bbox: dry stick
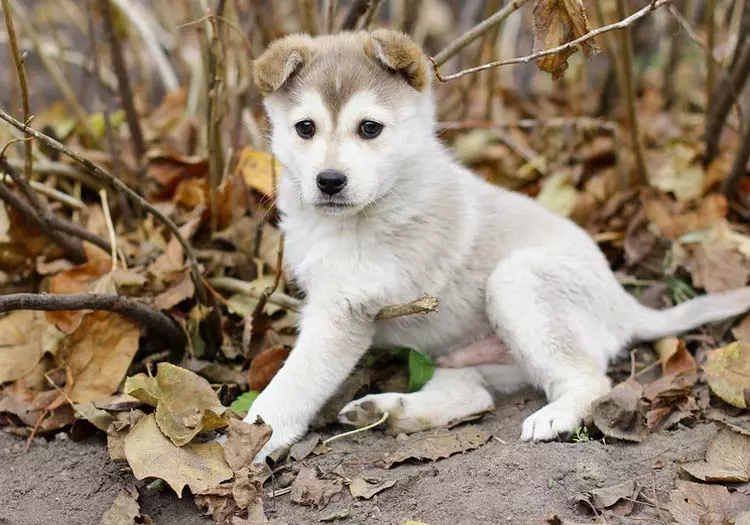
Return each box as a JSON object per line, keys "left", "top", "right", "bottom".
{"left": 0, "top": 293, "right": 186, "bottom": 349}
{"left": 0, "top": 158, "right": 112, "bottom": 256}
{"left": 0, "top": 109, "right": 209, "bottom": 305}
{"left": 1, "top": 0, "right": 32, "bottom": 183}
{"left": 704, "top": 38, "right": 750, "bottom": 164}
{"left": 614, "top": 0, "right": 647, "bottom": 185}
{"left": 433, "top": 0, "right": 530, "bottom": 67}
{"left": 2, "top": 177, "right": 85, "bottom": 210}
{"left": 723, "top": 112, "right": 750, "bottom": 200}
{"left": 324, "top": 0, "right": 337, "bottom": 33}
{"left": 375, "top": 294, "right": 439, "bottom": 321}
{"left": 705, "top": 0, "right": 717, "bottom": 107}
{"left": 362, "top": 0, "right": 382, "bottom": 28}
{"left": 207, "top": 1, "right": 227, "bottom": 233}
{"left": 98, "top": 0, "right": 147, "bottom": 176}
{"left": 431, "top": 0, "right": 672, "bottom": 82}
{"left": 340, "top": 0, "right": 369, "bottom": 30}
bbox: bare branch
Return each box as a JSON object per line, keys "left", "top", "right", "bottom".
{"left": 375, "top": 294, "right": 440, "bottom": 321}
{"left": 340, "top": 0, "right": 369, "bottom": 30}
{"left": 723, "top": 114, "right": 750, "bottom": 200}
{"left": 324, "top": 0, "right": 337, "bottom": 33}
{"left": 0, "top": 293, "right": 186, "bottom": 350}
{"left": 433, "top": 0, "right": 530, "bottom": 67}
{"left": 431, "top": 0, "right": 672, "bottom": 82}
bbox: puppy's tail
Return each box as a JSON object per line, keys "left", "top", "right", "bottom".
{"left": 631, "top": 287, "right": 750, "bottom": 342}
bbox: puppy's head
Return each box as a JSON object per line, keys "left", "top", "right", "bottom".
{"left": 253, "top": 30, "right": 434, "bottom": 215}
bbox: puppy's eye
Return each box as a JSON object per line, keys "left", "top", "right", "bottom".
{"left": 358, "top": 120, "right": 383, "bottom": 139}
{"left": 295, "top": 120, "right": 316, "bottom": 139}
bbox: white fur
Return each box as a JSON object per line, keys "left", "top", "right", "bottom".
{"left": 244, "top": 60, "right": 750, "bottom": 461}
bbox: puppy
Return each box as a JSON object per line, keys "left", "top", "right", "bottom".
{"left": 244, "top": 29, "right": 750, "bottom": 461}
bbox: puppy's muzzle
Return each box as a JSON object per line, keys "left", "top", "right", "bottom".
{"left": 316, "top": 169, "right": 347, "bottom": 196}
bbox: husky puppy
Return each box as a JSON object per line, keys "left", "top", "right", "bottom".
{"left": 244, "top": 29, "right": 750, "bottom": 460}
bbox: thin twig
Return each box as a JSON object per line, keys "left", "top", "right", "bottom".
{"left": 0, "top": 109, "right": 208, "bottom": 305}
{"left": 322, "top": 411, "right": 390, "bottom": 445}
{"left": 431, "top": 0, "right": 672, "bottom": 82}
{"left": 324, "top": 0, "right": 337, "bottom": 33}
{"left": 209, "top": 276, "right": 302, "bottom": 311}
{"left": 705, "top": 0, "right": 717, "bottom": 109}
{"left": 99, "top": 189, "right": 118, "bottom": 268}
{"left": 0, "top": 158, "right": 112, "bottom": 256}
{"left": 299, "top": 0, "right": 319, "bottom": 35}
{"left": 1, "top": 0, "right": 32, "bottom": 183}
{"left": 0, "top": 293, "right": 186, "bottom": 349}
{"left": 98, "top": 0, "right": 147, "bottom": 175}
{"left": 340, "top": 0, "right": 369, "bottom": 30}
{"left": 614, "top": 0, "right": 647, "bottom": 185}
{"left": 375, "top": 294, "right": 439, "bottom": 320}
{"left": 2, "top": 177, "right": 86, "bottom": 210}
{"left": 362, "top": 0, "right": 382, "bottom": 28}
{"left": 434, "top": 0, "right": 530, "bottom": 67}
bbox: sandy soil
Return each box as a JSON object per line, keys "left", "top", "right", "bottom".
{"left": 0, "top": 390, "right": 718, "bottom": 525}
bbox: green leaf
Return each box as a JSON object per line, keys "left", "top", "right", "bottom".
{"left": 407, "top": 350, "right": 434, "bottom": 392}
{"left": 230, "top": 391, "right": 260, "bottom": 416}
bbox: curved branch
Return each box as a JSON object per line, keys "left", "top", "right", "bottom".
{"left": 0, "top": 293, "right": 186, "bottom": 350}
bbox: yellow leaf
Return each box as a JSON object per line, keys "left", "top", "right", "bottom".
{"left": 123, "top": 414, "right": 233, "bottom": 497}
{"left": 704, "top": 342, "right": 750, "bottom": 408}
{"left": 124, "top": 373, "right": 160, "bottom": 407}
{"left": 0, "top": 310, "right": 64, "bottom": 384}
{"left": 235, "top": 147, "right": 282, "bottom": 197}
{"left": 537, "top": 172, "right": 578, "bottom": 217}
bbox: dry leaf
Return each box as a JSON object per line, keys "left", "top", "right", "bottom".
{"left": 643, "top": 373, "right": 698, "bottom": 431}
{"left": 107, "top": 409, "right": 146, "bottom": 461}
{"left": 704, "top": 342, "right": 750, "bottom": 408}
{"left": 153, "top": 363, "right": 228, "bottom": 446}
{"left": 348, "top": 476, "right": 396, "bottom": 500}
{"left": 645, "top": 194, "right": 727, "bottom": 240}
{"left": 536, "top": 172, "right": 578, "bottom": 217}
{"left": 647, "top": 142, "right": 705, "bottom": 202}
{"left": 654, "top": 337, "right": 697, "bottom": 376}
{"left": 584, "top": 479, "right": 640, "bottom": 516}
{"left": 248, "top": 345, "right": 292, "bottom": 392}
{"left": 124, "top": 374, "right": 160, "bottom": 407}
{"left": 45, "top": 258, "right": 113, "bottom": 333}
{"left": 531, "top": 0, "right": 600, "bottom": 78}
{"left": 288, "top": 433, "right": 321, "bottom": 462}
{"left": 100, "top": 487, "right": 141, "bottom": 525}
{"left": 732, "top": 314, "right": 750, "bottom": 343}
{"left": 59, "top": 311, "right": 140, "bottom": 403}
{"left": 290, "top": 466, "right": 344, "bottom": 509}
{"left": 667, "top": 480, "right": 750, "bottom": 525}
{"left": 590, "top": 379, "right": 649, "bottom": 442}
{"left": 681, "top": 427, "right": 750, "bottom": 482}
{"left": 0, "top": 310, "right": 64, "bottom": 384}
{"left": 123, "top": 414, "right": 233, "bottom": 497}
{"left": 223, "top": 418, "right": 273, "bottom": 471}
{"left": 153, "top": 269, "right": 195, "bottom": 310}
{"left": 382, "top": 425, "right": 491, "bottom": 468}
{"left": 235, "top": 147, "right": 281, "bottom": 197}
{"left": 73, "top": 401, "right": 115, "bottom": 431}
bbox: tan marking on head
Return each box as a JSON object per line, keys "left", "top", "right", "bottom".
{"left": 252, "top": 34, "right": 316, "bottom": 95}
{"left": 366, "top": 29, "right": 427, "bottom": 92}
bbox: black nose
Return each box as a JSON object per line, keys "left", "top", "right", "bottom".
{"left": 316, "top": 170, "right": 347, "bottom": 196}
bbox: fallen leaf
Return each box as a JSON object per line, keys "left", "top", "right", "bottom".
{"left": 667, "top": 480, "right": 750, "bottom": 525}
{"left": 681, "top": 427, "right": 750, "bottom": 482}
{"left": 321, "top": 510, "right": 351, "bottom": 522}
{"left": 704, "top": 342, "right": 750, "bottom": 408}
{"left": 645, "top": 194, "right": 727, "bottom": 240}
{"left": 235, "top": 147, "right": 281, "bottom": 197}
{"left": 230, "top": 391, "right": 260, "bottom": 417}
{"left": 153, "top": 269, "right": 195, "bottom": 310}
{"left": 685, "top": 244, "right": 750, "bottom": 293}
{"left": 647, "top": 142, "right": 705, "bottom": 202}
{"left": 223, "top": 418, "right": 273, "bottom": 472}
{"left": 536, "top": 172, "right": 578, "bottom": 217}
{"left": 348, "top": 476, "right": 396, "bottom": 500}
{"left": 59, "top": 311, "right": 140, "bottom": 403}
{"left": 73, "top": 401, "right": 114, "bottom": 431}
{"left": 585, "top": 479, "right": 640, "bottom": 516}
{"left": 732, "top": 314, "right": 750, "bottom": 343}
{"left": 408, "top": 349, "right": 434, "bottom": 392}
{"left": 123, "top": 414, "right": 233, "bottom": 497}
{"left": 45, "top": 258, "right": 113, "bottom": 333}
{"left": 383, "top": 425, "right": 491, "bottom": 468}
{"left": 290, "top": 466, "right": 344, "bottom": 509}
{"left": 153, "top": 363, "right": 229, "bottom": 446}
{"left": 288, "top": 433, "right": 321, "bottom": 462}
{"left": 590, "top": 379, "right": 649, "bottom": 442}
{"left": 248, "top": 346, "right": 292, "bottom": 392}
{"left": 0, "top": 310, "right": 64, "bottom": 384}
{"left": 100, "top": 487, "right": 141, "bottom": 525}
{"left": 643, "top": 373, "right": 698, "bottom": 431}
{"left": 124, "top": 374, "right": 160, "bottom": 407}
{"left": 654, "top": 337, "right": 698, "bottom": 376}
{"left": 107, "top": 409, "right": 146, "bottom": 461}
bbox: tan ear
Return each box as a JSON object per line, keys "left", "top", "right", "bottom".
{"left": 253, "top": 34, "right": 315, "bottom": 96}
{"left": 367, "top": 29, "right": 428, "bottom": 91}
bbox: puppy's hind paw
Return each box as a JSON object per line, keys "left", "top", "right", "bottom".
{"left": 338, "top": 393, "right": 405, "bottom": 429}
{"left": 520, "top": 400, "right": 582, "bottom": 442}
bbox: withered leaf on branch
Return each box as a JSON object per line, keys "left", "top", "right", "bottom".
{"left": 532, "top": 0, "right": 600, "bottom": 79}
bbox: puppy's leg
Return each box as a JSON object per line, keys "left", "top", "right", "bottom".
{"left": 244, "top": 302, "right": 374, "bottom": 460}
{"left": 338, "top": 367, "right": 494, "bottom": 434}
{"left": 486, "top": 251, "right": 614, "bottom": 441}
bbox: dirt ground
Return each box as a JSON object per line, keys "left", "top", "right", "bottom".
{"left": 0, "top": 389, "right": 720, "bottom": 525}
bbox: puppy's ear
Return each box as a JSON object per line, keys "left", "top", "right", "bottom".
{"left": 366, "top": 29, "right": 428, "bottom": 91}
{"left": 253, "top": 35, "right": 315, "bottom": 95}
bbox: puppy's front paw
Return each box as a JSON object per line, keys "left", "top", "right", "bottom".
{"left": 520, "top": 399, "right": 582, "bottom": 442}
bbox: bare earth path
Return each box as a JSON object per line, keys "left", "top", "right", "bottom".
{"left": 0, "top": 391, "right": 716, "bottom": 525}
